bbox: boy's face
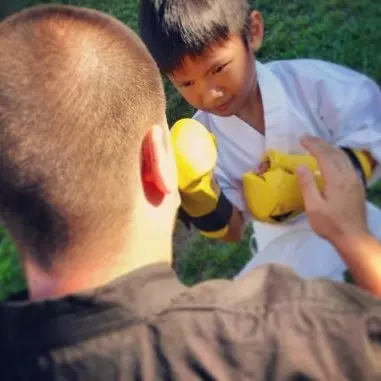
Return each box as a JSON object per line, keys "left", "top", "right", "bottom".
{"left": 168, "top": 34, "right": 257, "bottom": 117}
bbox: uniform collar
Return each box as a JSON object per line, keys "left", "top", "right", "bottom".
{"left": 255, "top": 61, "right": 293, "bottom": 152}
{"left": 208, "top": 60, "right": 293, "bottom": 151}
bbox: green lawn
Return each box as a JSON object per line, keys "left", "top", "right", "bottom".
{"left": 1, "top": 0, "right": 381, "bottom": 299}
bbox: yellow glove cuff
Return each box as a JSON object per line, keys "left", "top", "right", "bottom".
{"left": 200, "top": 225, "right": 229, "bottom": 239}
{"left": 180, "top": 175, "right": 220, "bottom": 217}
{"left": 180, "top": 190, "right": 233, "bottom": 238}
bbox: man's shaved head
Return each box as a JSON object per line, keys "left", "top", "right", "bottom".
{"left": 0, "top": 5, "right": 165, "bottom": 269}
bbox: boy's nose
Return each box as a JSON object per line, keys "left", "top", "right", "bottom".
{"left": 201, "top": 86, "right": 224, "bottom": 109}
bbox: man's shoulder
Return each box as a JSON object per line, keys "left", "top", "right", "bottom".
{"left": 166, "top": 264, "right": 381, "bottom": 319}
{"left": 148, "top": 264, "right": 381, "bottom": 380}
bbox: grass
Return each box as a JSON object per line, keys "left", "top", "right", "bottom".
{"left": 1, "top": 0, "right": 381, "bottom": 298}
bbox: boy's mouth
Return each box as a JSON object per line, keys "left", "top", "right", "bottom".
{"left": 213, "top": 98, "right": 233, "bottom": 113}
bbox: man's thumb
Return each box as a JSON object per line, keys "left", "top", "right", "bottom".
{"left": 296, "top": 165, "right": 323, "bottom": 209}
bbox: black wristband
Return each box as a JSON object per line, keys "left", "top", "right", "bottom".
{"left": 340, "top": 147, "right": 367, "bottom": 187}
{"left": 181, "top": 191, "right": 233, "bottom": 233}
{"left": 177, "top": 207, "right": 192, "bottom": 229}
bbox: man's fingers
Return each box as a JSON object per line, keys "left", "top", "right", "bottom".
{"left": 300, "top": 135, "right": 353, "bottom": 176}
{"left": 299, "top": 135, "right": 319, "bottom": 149}
{"left": 300, "top": 136, "right": 337, "bottom": 162}
{"left": 296, "top": 165, "right": 324, "bottom": 211}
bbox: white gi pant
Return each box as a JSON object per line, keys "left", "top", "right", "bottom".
{"left": 236, "top": 202, "right": 381, "bottom": 281}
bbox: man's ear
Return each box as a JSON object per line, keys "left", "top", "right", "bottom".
{"left": 141, "top": 124, "right": 177, "bottom": 201}
{"left": 247, "top": 10, "right": 264, "bottom": 52}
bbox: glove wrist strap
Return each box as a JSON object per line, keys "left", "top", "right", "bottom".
{"left": 182, "top": 191, "right": 233, "bottom": 233}
{"left": 340, "top": 147, "right": 368, "bottom": 187}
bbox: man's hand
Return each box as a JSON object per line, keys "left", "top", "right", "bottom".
{"left": 296, "top": 136, "right": 370, "bottom": 246}
{"left": 297, "top": 136, "right": 381, "bottom": 295}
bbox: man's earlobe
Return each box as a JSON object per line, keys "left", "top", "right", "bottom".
{"left": 247, "top": 10, "right": 264, "bottom": 52}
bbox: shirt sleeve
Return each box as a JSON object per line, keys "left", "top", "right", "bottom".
{"left": 317, "top": 65, "right": 381, "bottom": 185}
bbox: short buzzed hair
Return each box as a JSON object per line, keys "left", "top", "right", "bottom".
{"left": 0, "top": 5, "right": 165, "bottom": 269}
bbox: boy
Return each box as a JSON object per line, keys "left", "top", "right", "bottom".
{"left": 139, "top": 0, "right": 381, "bottom": 281}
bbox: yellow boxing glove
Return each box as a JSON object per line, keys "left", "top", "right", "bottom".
{"left": 242, "top": 147, "right": 373, "bottom": 224}
{"left": 170, "top": 118, "right": 233, "bottom": 239}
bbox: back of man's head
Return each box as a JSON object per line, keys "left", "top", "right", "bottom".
{"left": 0, "top": 5, "right": 165, "bottom": 271}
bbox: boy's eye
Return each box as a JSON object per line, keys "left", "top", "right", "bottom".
{"left": 179, "top": 80, "right": 194, "bottom": 88}
{"left": 212, "top": 64, "right": 228, "bottom": 75}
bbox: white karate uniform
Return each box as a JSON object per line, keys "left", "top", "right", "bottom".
{"left": 193, "top": 59, "right": 381, "bottom": 281}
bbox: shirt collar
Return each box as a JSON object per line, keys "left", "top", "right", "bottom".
{"left": 1, "top": 263, "right": 184, "bottom": 352}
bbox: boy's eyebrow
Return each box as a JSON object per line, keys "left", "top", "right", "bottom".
{"left": 169, "top": 73, "right": 191, "bottom": 85}
{"left": 170, "top": 58, "right": 230, "bottom": 84}
{"left": 205, "top": 58, "right": 232, "bottom": 75}
{"left": 204, "top": 62, "right": 220, "bottom": 75}
{"left": 205, "top": 60, "right": 229, "bottom": 75}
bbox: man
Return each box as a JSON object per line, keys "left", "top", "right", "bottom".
{"left": 0, "top": 5, "right": 380, "bottom": 380}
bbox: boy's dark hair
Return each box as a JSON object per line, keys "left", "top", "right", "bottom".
{"left": 0, "top": 5, "right": 165, "bottom": 270}
{"left": 139, "top": 0, "right": 252, "bottom": 74}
